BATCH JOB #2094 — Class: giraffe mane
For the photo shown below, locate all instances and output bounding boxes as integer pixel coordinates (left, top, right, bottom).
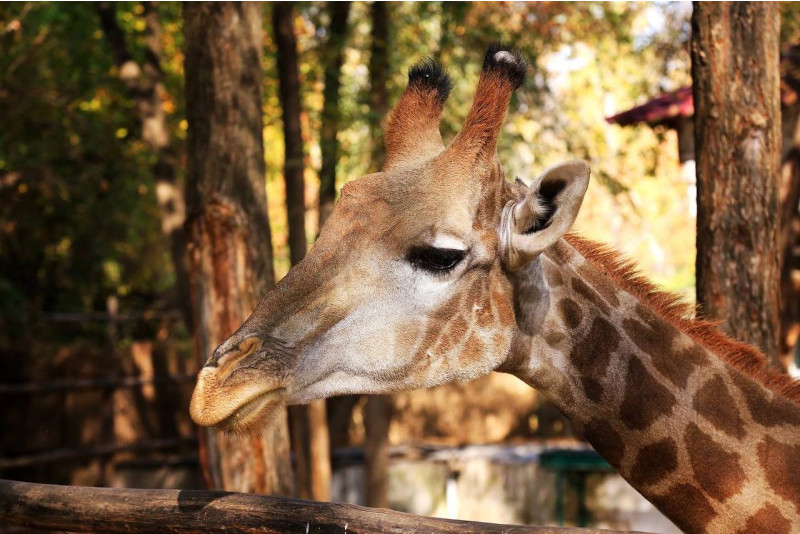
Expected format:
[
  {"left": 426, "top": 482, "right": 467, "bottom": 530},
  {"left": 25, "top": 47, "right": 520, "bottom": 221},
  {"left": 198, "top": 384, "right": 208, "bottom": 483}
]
[{"left": 565, "top": 233, "right": 800, "bottom": 406}]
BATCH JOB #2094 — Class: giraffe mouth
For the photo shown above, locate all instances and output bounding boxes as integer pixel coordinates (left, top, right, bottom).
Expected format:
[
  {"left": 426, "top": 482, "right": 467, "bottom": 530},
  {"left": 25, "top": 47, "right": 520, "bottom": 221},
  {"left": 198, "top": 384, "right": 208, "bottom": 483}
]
[{"left": 213, "top": 388, "right": 286, "bottom": 432}]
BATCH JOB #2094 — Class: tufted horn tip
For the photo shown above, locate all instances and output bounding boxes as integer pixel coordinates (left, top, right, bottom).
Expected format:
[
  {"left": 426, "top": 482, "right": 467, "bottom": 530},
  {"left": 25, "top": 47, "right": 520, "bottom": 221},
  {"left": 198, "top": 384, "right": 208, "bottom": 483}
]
[
  {"left": 407, "top": 58, "right": 454, "bottom": 106},
  {"left": 482, "top": 43, "right": 529, "bottom": 90}
]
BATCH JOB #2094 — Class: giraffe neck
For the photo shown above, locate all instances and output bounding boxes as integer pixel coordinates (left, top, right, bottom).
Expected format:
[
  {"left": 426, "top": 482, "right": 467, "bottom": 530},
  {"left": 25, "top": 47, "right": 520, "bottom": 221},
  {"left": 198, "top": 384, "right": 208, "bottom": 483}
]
[{"left": 504, "top": 239, "right": 800, "bottom": 534}]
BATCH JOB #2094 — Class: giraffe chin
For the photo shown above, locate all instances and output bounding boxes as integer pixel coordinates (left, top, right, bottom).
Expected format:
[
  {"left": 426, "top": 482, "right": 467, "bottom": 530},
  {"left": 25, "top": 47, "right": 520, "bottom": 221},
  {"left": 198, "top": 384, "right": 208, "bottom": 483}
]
[{"left": 210, "top": 389, "right": 287, "bottom": 435}]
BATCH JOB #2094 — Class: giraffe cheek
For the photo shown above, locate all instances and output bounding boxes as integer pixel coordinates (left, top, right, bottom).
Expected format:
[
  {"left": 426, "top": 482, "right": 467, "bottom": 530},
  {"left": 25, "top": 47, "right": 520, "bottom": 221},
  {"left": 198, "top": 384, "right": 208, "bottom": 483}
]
[
  {"left": 435, "top": 314, "right": 469, "bottom": 355},
  {"left": 458, "top": 333, "right": 485, "bottom": 367},
  {"left": 395, "top": 320, "right": 423, "bottom": 351},
  {"left": 488, "top": 262, "right": 516, "bottom": 326},
  {"left": 492, "top": 289, "right": 515, "bottom": 327}
]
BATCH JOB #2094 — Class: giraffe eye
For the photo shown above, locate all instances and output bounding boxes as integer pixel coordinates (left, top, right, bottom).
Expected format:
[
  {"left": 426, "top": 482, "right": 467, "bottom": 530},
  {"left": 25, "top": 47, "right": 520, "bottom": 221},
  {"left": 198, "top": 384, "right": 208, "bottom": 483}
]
[{"left": 407, "top": 246, "right": 466, "bottom": 273}]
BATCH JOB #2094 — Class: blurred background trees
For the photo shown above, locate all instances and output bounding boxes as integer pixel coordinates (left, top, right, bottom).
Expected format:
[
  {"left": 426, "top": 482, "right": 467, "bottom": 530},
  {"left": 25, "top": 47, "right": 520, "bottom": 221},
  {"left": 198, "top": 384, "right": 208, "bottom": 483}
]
[{"left": 1, "top": 1, "right": 798, "bottom": 521}]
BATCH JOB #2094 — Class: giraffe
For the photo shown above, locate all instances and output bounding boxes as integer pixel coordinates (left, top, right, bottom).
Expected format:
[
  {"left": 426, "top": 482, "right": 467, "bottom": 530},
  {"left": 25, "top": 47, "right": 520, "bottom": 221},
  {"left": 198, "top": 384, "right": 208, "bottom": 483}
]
[{"left": 190, "top": 45, "right": 800, "bottom": 533}]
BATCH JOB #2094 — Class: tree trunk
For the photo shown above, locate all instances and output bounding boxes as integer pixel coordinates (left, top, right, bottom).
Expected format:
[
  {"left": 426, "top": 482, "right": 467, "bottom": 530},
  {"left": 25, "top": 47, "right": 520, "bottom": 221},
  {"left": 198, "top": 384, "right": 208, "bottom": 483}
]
[
  {"left": 307, "top": 394, "right": 331, "bottom": 502},
  {"left": 326, "top": 394, "right": 360, "bottom": 449},
  {"left": 779, "top": 97, "right": 800, "bottom": 366},
  {"left": 272, "top": 2, "right": 306, "bottom": 267},
  {"left": 96, "top": 2, "right": 192, "bottom": 332},
  {"left": 363, "top": 1, "right": 393, "bottom": 509},
  {"left": 691, "top": 2, "right": 782, "bottom": 366},
  {"left": 184, "top": 1, "right": 292, "bottom": 494},
  {"left": 364, "top": 394, "right": 391, "bottom": 508},
  {"left": 318, "top": 1, "right": 351, "bottom": 231},
  {"left": 272, "top": 2, "right": 331, "bottom": 502},
  {"left": 288, "top": 404, "right": 312, "bottom": 500},
  {"left": 367, "top": 1, "right": 389, "bottom": 172}
]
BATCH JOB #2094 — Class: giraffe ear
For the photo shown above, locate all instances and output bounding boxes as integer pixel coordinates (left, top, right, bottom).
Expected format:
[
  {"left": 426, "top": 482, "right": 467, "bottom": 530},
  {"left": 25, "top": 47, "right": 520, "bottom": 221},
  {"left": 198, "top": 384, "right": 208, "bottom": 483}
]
[{"left": 502, "top": 160, "right": 590, "bottom": 271}]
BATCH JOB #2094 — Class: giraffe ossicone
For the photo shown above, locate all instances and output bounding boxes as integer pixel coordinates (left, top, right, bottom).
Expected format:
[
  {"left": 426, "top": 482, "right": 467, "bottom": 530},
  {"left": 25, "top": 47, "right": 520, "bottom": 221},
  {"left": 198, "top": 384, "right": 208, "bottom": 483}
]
[{"left": 190, "top": 45, "right": 800, "bottom": 534}]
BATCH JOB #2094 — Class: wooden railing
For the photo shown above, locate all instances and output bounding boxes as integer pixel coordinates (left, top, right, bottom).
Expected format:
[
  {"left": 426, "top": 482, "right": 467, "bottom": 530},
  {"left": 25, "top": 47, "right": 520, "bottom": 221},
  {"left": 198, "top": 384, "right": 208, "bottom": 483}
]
[
  {"left": 0, "top": 374, "right": 197, "bottom": 471},
  {"left": 0, "top": 374, "right": 196, "bottom": 395},
  {"left": 0, "top": 479, "right": 647, "bottom": 533}
]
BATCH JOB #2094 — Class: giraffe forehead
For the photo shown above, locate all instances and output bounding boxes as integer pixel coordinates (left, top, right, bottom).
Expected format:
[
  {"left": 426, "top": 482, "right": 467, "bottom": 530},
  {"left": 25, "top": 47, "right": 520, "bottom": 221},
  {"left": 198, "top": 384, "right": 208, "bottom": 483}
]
[
  {"left": 431, "top": 234, "right": 467, "bottom": 250},
  {"left": 383, "top": 184, "right": 496, "bottom": 246},
  {"left": 321, "top": 163, "right": 509, "bottom": 262}
]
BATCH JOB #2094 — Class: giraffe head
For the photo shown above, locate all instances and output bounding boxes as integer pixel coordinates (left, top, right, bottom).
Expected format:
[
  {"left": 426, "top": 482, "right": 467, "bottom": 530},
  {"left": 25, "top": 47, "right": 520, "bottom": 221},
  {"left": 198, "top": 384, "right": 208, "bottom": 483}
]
[{"left": 190, "top": 45, "right": 590, "bottom": 433}]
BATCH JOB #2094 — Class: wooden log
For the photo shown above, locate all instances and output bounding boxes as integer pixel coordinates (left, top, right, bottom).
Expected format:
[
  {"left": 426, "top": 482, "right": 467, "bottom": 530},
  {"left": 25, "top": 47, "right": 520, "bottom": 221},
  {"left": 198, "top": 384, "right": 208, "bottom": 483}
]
[{"left": 0, "top": 479, "right": 648, "bottom": 534}]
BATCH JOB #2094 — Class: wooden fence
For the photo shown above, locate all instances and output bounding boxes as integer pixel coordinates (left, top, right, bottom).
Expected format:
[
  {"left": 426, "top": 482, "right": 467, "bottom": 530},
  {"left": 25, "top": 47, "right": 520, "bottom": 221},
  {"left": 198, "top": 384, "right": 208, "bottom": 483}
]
[
  {"left": 0, "top": 479, "right": 647, "bottom": 534},
  {"left": 1, "top": 304, "right": 196, "bottom": 475},
  {"left": 0, "top": 374, "right": 197, "bottom": 471}
]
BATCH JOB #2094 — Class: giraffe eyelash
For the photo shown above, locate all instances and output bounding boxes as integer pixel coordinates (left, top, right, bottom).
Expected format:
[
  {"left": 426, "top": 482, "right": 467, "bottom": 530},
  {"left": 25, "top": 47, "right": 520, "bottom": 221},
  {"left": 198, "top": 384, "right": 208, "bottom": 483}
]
[{"left": 407, "top": 246, "right": 466, "bottom": 273}]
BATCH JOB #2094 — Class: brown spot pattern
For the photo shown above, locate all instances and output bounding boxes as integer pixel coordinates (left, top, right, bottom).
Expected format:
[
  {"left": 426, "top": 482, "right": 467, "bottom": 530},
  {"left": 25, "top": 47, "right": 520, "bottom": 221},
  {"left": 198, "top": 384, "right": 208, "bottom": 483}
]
[
  {"left": 758, "top": 436, "right": 800, "bottom": 514},
  {"left": 493, "top": 289, "right": 515, "bottom": 325},
  {"left": 544, "top": 331, "right": 565, "bottom": 347},
  {"left": 669, "top": 346, "right": 709, "bottom": 387},
  {"left": 576, "top": 261, "right": 620, "bottom": 307},
  {"left": 685, "top": 422, "right": 745, "bottom": 502},
  {"left": 582, "top": 418, "right": 625, "bottom": 468},
  {"left": 729, "top": 369, "right": 800, "bottom": 427},
  {"left": 734, "top": 504, "right": 791, "bottom": 534},
  {"left": 557, "top": 298, "right": 583, "bottom": 329},
  {"left": 476, "top": 303, "right": 494, "bottom": 328},
  {"left": 478, "top": 228, "right": 499, "bottom": 251},
  {"left": 543, "top": 260, "right": 564, "bottom": 287},
  {"left": 621, "top": 315, "right": 704, "bottom": 389},
  {"left": 620, "top": 356, "right": 676, "bottom": 430},
  {"left": 414, "top": 291, "right": 461, "bottom": 361},
  {"left": 693, "top": 376, "right": 746, "bottom": 439},
  {"left": 415, "top": 326, "right": 441, "bottom": 361},
  {"left": 571, "top": 277, "right": 611, "bottom": 315},
  {"left": 568, "top": 317, "right": 621, "bottom": 402},
  {"left": 622, "top": 317, "right": 665, "bottom": 355},
  {"left": 566, "top": 234, "right": 800, "bottom": 410},
  {"left": 629, "top": 438, "right": 678, "bottom": 488},
  {"left": 437, "top": 314, "right": 469, "bottom": 354},
  {"left": 468, "top": 276, "right": 486, "bottom": 308},
  {"left": 459, "top": 333, "right": 484, "bottom": 366},
  {"left": 648, "top": 483, "right": 717, "bottom": 533}
]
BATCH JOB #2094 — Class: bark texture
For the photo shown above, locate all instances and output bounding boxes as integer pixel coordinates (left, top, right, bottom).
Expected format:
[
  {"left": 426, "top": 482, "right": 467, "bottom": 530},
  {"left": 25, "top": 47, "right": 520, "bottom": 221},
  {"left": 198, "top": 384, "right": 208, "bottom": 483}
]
[
  {"left": 367, "top": 1, "right": 389, "bottom": 172},
  {"left": 307, "top": 395, "right": 332, "bottom": 502},
  {"left": 780, "top": 92, "right": 800, "bottom": 364},
  {"left": 364, "top": 394, "right": 391, "bottom": 508},
  {"left": 691, "top": 2, "right": 782, "bottom": 365},
  {"left": 318, "top": 1, "right": 352, "bottom": 230},
  {"left": 184, "top": 1, "right": 292, "bottom": 494},
  {"left": 272, "top": 2, "right": 307, "bottom": 266}
]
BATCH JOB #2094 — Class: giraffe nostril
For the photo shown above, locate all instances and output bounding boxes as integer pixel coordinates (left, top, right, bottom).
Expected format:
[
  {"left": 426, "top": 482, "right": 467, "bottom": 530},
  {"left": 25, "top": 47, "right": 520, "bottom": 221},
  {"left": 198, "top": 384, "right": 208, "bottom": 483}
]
[
  {"left": 237, "top": 336, "right": 261, "bottom": 355},
  {"left": 211, "top": 336, "right": 263, "bottom": 378}
]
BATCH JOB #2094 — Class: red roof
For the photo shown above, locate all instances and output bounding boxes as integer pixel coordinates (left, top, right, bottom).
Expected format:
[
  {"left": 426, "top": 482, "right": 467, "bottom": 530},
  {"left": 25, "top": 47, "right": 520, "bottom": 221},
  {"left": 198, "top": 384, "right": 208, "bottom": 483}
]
[
  {"left": 607, "top": 45, "right": 800, "bottom": 128},
  {"left": 605, "top": 86, "right": 693, "bottom": 127}
]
